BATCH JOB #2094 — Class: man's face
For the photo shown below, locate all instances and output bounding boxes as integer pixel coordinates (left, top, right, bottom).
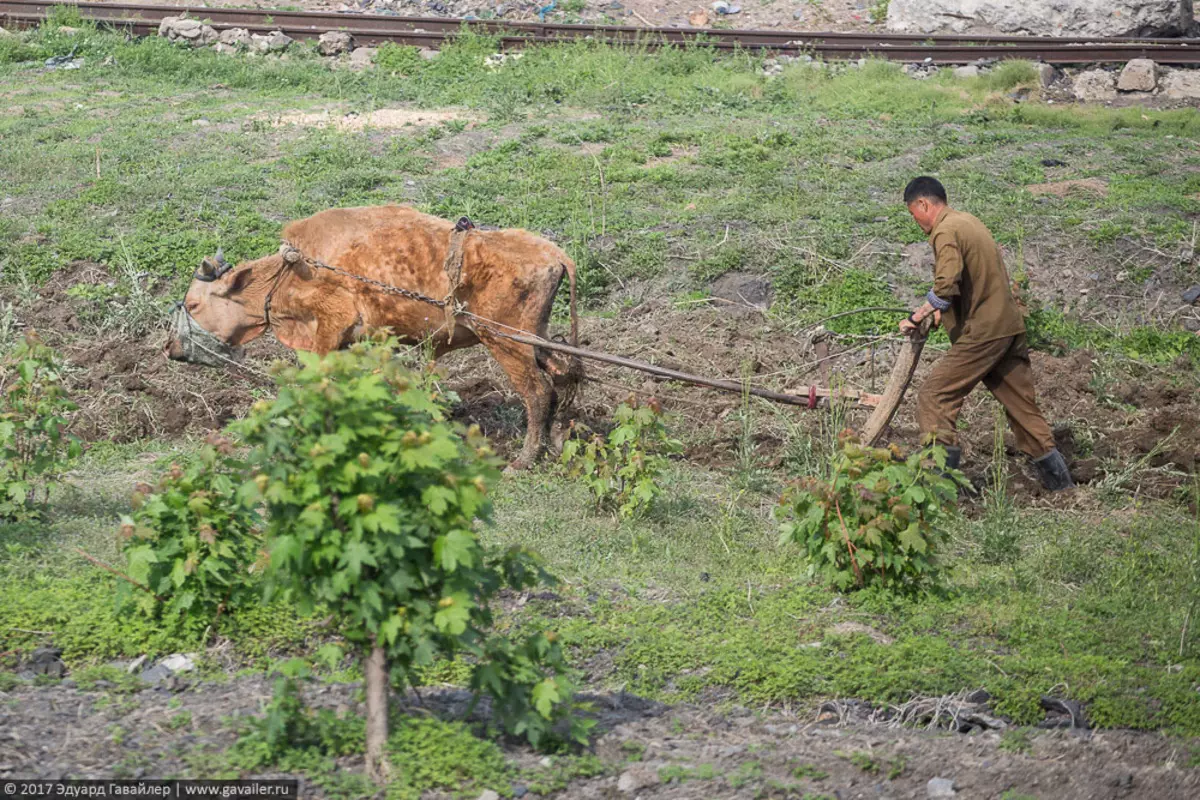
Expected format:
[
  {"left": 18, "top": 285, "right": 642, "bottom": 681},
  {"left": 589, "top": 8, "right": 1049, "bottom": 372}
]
[{"left": 907, "top": 198, "right": 941, "bottom": 234}]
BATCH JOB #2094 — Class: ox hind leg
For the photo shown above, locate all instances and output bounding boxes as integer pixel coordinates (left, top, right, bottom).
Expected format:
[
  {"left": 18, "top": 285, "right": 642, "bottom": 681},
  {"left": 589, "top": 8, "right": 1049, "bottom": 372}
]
[{"left": 478, "top": 332, "right": 555, "bottom": 470}]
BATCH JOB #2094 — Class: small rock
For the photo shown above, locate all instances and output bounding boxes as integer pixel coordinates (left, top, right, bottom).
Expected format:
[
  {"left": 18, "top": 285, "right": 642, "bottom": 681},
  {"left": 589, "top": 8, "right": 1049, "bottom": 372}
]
[
  {"left": 689, "top": 9, "right": 709, "bottom": 26},
  {"left": 711, "top": 0, "right": 741, "bottom": 14},
  {"left": 617, "top": 766, "right": 660, "bottom": 794},
  {"left": 1041, "top": 158, "right": 1068, "bottom": 167},
  {"left": 319, "top": 30, "right": 354, "bottom": 56},
  {"left": 126, "top": 655, "right": 148, "bottom": 674},
  {"left": 58, "top": 26, "right": 81, "bottom": 35},
  {"left": 476, "top": 791, "right": 501, "bottom": 800},
  {"left": 1073, "top": 69, "right": 1118, "bottom": 102},
  {"left": 953, "top": 65, "right": 979, "bottom": 79},
  {"left": 966, "top": 688, "right": 992, "bottom": 704},
  {"left": 827, "top": 621, "right": 894, "bottom": 645},
  {"left": 1117, "top": 59, "right": 1159, "bottom": 93},
  {"left": 160, "top": 653, "right": 196, "bottom": 673},
  {"left": 511, "top": 787, "right": 528, "bottom": 799},
  {"left": 539, "top": 756, "right": 553, "bottom": 768},
  {"left": 26, "top": 647, "right": 67, "bottom": 678},
  {"left": 418, "top": 47, "right": 439, "bottom": 60},
  {"left": 1037, "top": 63, "right": 1062, "bottom": 88},
  {"left": 1182, "top": 285, "right": 1200, "bottom": 305},
  {"left": 927, "top": 777, "right": 957, "bottom": 798},
  {"left": 793, "top": 8, "right": 805, "bottom": 20},
  {"left": 251, "top": 30, "right": 293, "bottom": 54},
  {"left": 0, "top": 26, "right": 11, "bottom": 36},
  {"left": 607, "top": 1, "right": 623, "bottom": 9},
  {"left": 140, "top": 664, "right": 172, "bottom": 685},
  {"left": 218, "top": 27, "right": 251, "bottom": 47},
  {"left": 349, "top": 47, "right": 378, "bottom": 69},
  {"left": 1163, "top": 70, "right": 1200, "bottom": 100}
]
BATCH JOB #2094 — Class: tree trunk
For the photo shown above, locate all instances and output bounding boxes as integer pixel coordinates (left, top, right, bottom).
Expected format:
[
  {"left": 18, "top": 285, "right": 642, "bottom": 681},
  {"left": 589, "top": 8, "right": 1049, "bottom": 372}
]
[{"left": 364, "top": 645, "right": 391, "bottom": 783}]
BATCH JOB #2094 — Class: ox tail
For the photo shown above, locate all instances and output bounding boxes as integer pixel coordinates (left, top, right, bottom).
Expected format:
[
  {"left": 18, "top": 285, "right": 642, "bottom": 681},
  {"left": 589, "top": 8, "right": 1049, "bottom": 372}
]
[
  {"left": 542, "top": 259, "right": 585, "bottom": 446},
  {"left": 563, "top": 258, "right": 579, "bottom": 347}
]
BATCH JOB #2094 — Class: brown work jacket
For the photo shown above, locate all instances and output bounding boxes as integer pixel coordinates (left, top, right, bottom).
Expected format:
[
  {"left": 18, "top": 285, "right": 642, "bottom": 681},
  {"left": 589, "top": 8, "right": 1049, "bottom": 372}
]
[{"left": 928, "top": 207, "right": 1026, "bottom": 344}]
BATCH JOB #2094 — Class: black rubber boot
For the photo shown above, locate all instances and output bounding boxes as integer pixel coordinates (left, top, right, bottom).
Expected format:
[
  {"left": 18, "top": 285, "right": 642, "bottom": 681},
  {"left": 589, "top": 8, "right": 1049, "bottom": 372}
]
[
  {"left": 943, "top": 446, "right": 962, "bottom": 471},
  {"left": 1034, "top": 448, "right": 1075, "bottom": 491}
]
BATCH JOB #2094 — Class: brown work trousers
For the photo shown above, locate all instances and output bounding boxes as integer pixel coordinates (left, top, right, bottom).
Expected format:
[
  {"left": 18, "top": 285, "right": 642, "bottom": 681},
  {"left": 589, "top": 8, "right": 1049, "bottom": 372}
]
[{"left": 916, "top": 334, "right": 1056, "bottom": 459}]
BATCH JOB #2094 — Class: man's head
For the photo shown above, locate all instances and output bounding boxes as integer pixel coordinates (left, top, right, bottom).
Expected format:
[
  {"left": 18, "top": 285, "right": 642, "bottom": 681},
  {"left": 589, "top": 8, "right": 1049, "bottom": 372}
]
[{"left": 904, "top": 176, "right": 948, "bottom": 234}]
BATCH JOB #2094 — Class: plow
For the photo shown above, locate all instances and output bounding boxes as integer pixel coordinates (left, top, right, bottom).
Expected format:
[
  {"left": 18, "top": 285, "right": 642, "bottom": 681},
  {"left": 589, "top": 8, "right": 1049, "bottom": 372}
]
[{"left": 478, "top": 319, "right": 933, "bottom": 447}]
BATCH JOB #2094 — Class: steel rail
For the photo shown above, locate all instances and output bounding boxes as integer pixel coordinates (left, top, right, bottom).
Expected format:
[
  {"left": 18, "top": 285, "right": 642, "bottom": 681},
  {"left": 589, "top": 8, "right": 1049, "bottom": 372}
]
[{"left": 2, "top": 0, "right": 1199, "bottom": 63}]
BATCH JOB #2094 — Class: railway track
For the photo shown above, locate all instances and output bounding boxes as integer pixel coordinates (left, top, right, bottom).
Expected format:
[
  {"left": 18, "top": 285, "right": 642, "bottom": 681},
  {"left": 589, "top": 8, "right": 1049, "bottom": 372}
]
[{"left": 3, "top": 0, "right": 1199, "bottom": 64}]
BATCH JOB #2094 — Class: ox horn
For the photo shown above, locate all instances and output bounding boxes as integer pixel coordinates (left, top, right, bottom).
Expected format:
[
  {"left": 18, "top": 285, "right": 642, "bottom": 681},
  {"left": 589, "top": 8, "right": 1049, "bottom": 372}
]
[
  {"left": 215, "top": 247, "right": 228, "bottom": 267},
  {"left": 195, "top": 258, "right": 217, "bottom": 281}
]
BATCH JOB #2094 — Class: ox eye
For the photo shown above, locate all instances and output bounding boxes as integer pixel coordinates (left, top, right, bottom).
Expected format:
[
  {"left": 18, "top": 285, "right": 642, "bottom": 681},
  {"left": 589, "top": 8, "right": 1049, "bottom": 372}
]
[{"left": 186, "top": 300, "right": 201, "bottom": 312}]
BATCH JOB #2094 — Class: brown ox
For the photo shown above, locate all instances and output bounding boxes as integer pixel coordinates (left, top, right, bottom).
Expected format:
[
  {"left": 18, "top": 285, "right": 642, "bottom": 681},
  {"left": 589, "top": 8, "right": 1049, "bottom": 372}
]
[{"left": 164, "top": 205, "right": 581, "bottom": 469}]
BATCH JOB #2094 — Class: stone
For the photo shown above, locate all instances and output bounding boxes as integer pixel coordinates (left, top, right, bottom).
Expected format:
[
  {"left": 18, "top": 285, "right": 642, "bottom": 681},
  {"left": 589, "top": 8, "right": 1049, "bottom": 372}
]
[
  {"left": 318, "top": 30, "right": 354, "bottom": 56},
  {"left": 927, "top": 777, "right": 957, "bottom": 798},
  {"left": 58, "top": 26, "right": 81, "bottom": 35},
  {"left": 953, "top": 65, "right": 980, "bottom": 79},
  {"left": 349, "top": 47, "right": 378, "bottom": 69},
  {"left": 711, "top": 1, "right": 741, "bottom": 14},
  {"left": 157, "top": 17, "right": 218, "bottom": 47},
  {"left": 26, "top": 647, "right": 67, "bottom": 678},
  {"left": 689, "top": 9, "right": 710, "bottom": 26},
  {"left": 251, "top": 31, "right": 293, "bottom": 54},
  {"left": 140, "top": 664, "right": 172, "bottom": 685},
  {"left": 793, "top": 8, "right": 805, "bottom": 20},
  {"left": 1183, "top": 285, "right": 1200, "bottom": 305},
  {"left": 126, "top": 655, "right": 148, "bottom": 674},
  {"left": 1163, "top": 70, "right": 1200, "bottom": 99},
  {"left": 617, "top": 766, "right": 660, "bottom": 794},
  {"left": 418, "top": 47, "right": 440, "bottom": 60},
  {"left": 1072, "top": 69, "right": 1117, "bottom": 102},
  {"left": 476, "top": 791, "right": 501, "bottom": 800},
  {"left": 218, "top": 28, "right": 252, "bottom": 48},
  {"left": 886, "top": 1, "right": 1188, "bottom": 38},
  {"left": 1037, "top": 63, "right": 1062, "bottom": 88},
  {"left": 1117, "top": 59, "right": 1159, "bottom": 92},
  {"left": 160, "top": 653, "right": 197, "bottom": 673}
]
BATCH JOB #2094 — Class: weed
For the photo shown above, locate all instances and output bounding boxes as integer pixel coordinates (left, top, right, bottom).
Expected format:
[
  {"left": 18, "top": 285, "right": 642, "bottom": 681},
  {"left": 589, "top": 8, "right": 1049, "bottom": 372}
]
[
  {"left": 791, "top": 763, "right": 828, "bottom": 780},
  {"left": 167, "top": 711, "right": 193, "bottom": 731},
  {"left": 778, "top": 433, "right": 964, "bottom": 594},
  {"left": 999, "top": 728, "right": 1033, "bottom": 755},
  {"left": 838, "top": 749, "right": 879, "bottom": 774}
]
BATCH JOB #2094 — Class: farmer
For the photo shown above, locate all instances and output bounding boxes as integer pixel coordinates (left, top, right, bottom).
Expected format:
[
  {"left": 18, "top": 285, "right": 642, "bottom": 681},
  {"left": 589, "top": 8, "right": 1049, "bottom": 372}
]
[{"left": 899, "top": 176, "right": 1074, "bottom": 491}]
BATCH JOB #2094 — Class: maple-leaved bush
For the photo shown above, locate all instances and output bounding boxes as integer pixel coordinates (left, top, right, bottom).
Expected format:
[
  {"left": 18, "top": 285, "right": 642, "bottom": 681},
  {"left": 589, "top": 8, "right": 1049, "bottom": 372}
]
[
  {"left": 777, "top": 432, "right": 964, "bottom": 596},
  {"left": 233, "top": 335, "right": 589, "bottom": 781},
  {"left": 561, "top": 396, "right": 681, "bottom": 519},
  {"left": 0, "top": 332, "right": 82, "bottom": 520},
  {"left": 119, "top": 433, "right": 265, "bottom": 636}
]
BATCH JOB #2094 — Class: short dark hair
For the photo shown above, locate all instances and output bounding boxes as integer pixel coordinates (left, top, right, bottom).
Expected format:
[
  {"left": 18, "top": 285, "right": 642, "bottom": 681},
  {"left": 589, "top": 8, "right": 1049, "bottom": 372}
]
[{"left": 904, "top": 176, "right": 948, "bottom": 205}]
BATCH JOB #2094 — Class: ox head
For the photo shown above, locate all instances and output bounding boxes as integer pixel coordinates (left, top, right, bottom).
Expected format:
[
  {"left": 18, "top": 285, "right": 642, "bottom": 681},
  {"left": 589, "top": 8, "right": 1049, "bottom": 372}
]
[{"left": 163, "top": 248, "right": 266, "bottom": 366}]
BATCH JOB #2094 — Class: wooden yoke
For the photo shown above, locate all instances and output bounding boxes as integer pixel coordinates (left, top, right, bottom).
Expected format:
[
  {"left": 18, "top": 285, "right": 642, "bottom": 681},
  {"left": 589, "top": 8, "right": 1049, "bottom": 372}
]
[{"left": 859, "top": 316, "right": 933, "bottom": 446}]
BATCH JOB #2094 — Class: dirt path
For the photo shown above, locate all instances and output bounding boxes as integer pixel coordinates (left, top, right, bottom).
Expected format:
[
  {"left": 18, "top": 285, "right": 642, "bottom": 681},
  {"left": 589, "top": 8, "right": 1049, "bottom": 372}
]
[{"left": 1, "top": 677, "right": 1197, "bottom": 797}]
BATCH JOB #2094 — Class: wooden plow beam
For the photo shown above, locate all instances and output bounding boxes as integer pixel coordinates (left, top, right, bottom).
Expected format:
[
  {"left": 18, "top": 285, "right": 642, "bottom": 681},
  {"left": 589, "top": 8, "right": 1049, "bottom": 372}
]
[{"left": 491, "top": 318, "right": 932, "bottom": 444}]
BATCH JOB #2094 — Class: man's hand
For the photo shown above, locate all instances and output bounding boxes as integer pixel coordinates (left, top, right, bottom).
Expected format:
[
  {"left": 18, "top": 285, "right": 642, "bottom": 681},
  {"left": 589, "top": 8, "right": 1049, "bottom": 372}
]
[{"left": 899, "top": 305, "right": 941, "bottom": 335}]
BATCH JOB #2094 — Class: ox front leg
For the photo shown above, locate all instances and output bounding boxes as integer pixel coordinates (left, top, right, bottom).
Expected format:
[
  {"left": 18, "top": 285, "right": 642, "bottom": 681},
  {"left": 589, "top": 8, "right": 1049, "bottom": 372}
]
[{"left": 482, "top": 336, "right": 553, "bottom": 471}]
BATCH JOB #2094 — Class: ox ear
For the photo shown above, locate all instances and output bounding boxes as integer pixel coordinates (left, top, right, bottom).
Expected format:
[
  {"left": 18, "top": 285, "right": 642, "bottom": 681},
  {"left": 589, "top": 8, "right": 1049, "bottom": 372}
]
[{"left": 216, "top": 267, "right": 254, "bottom": 296}]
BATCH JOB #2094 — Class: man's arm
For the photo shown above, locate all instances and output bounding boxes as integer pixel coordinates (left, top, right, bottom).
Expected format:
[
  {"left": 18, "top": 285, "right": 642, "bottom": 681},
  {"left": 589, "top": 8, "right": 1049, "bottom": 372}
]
[{"left": 900, "top": 229, "right": 961, "bottom": 334}]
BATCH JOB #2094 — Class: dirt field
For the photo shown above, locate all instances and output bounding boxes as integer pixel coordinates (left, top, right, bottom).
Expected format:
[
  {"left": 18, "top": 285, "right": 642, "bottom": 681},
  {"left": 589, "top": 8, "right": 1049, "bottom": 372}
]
[{"left": 3, "top": 676, "right": 1199, "bottom": 798}]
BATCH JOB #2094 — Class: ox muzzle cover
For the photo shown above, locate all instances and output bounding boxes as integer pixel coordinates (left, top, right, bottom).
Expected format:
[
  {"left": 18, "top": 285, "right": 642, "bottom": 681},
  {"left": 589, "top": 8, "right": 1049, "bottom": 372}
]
[{"left": 167, "top": 302, "right": 244, "bottom": 368}]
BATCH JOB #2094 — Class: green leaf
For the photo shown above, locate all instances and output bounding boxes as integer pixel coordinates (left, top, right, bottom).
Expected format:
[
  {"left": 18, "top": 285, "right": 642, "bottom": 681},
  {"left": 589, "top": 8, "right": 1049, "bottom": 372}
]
[
  {"left": 433, "top": 529, "right": 477, "bottom": 572},
  {"left": 340, "top": 541, "right": 378, "bottom": 578},
  {"left": 531, "top": 678, "right": 563, "bottom": 719},
  {"left": 899, "top": 523, "right": 927, "bottom": 554}
]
